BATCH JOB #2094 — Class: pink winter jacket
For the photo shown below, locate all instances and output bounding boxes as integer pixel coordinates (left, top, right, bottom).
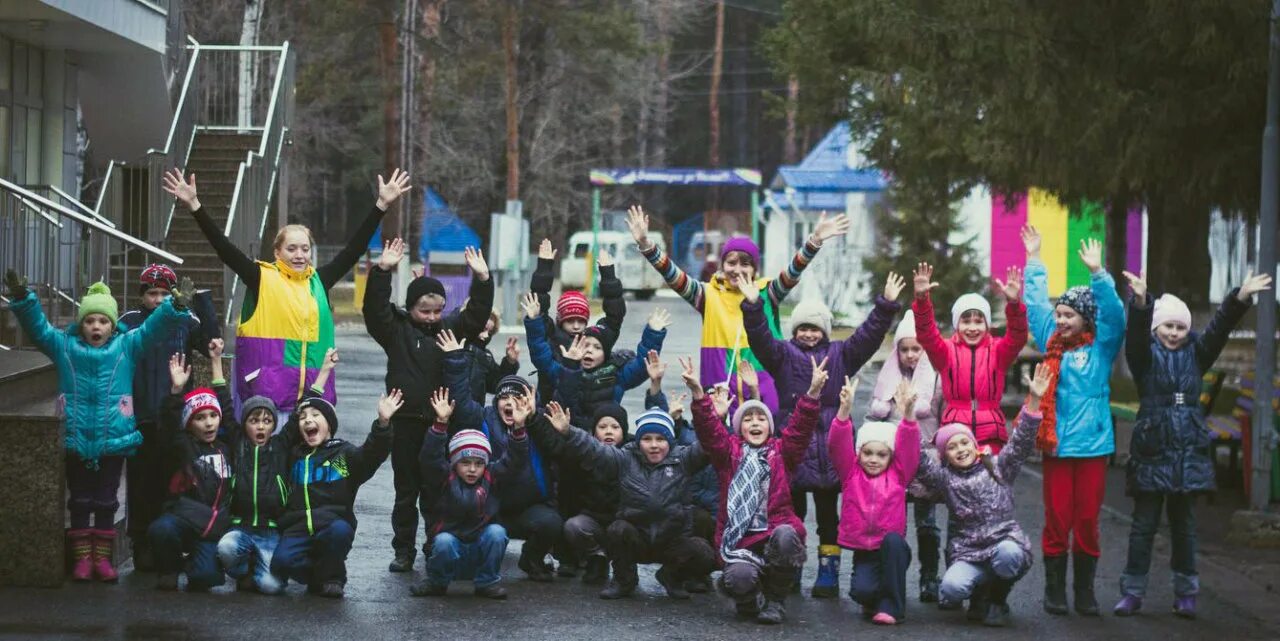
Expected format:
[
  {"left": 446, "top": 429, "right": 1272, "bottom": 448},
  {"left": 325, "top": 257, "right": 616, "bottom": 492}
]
[
  {"left": 828, "top": 416, "right": 920, "bottom": 551},
  {"left": 913, "top": 294, "right": 1028, "bottom": 451},
  {"left": 692, "top": 393, "right": 819, "bottom": 558}
]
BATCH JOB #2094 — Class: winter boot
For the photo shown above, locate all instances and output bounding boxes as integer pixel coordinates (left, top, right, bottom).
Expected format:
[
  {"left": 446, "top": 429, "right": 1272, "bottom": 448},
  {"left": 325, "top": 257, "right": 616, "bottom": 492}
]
[
  {"left": 757, "top": 599, "right": 787, "bottom": 625},
  {"left": 599, "top": 560, "right": 637, "bottom": 600},
  {"left": 1113, "top": 594, "right": 1142, "bottom": 616},
  {"left": 655, "top": 566, "right": 690, "bottom": 600},
  {"left": 983, "top": 578, "right": 1014, "bottom": 627},
  {"left": 1173, "top": 595, "right": 1197, "bottom": 619},
  {"left": 759, "top": 566, "right": 792, "bottom": 625},
  {"left": 735, "top": 592, "right": 764, "bottom": 619},
  {"left": 388, "top": 549, "right": 415, "bottom": 573},
  {"left": 966, "top": 582, "right": 989, "bottom": 622},
  {"left": 319, "top": 580, "right": 345, "bottom": 598},
  {"left": 68, "top": 529, "right": 93, "bottom": 582},
  {"left": 1043, "top": 555, "right": 1069, "bottom": 615},
  {"left": 91, "top": 529, "right": 118, "bottom": 583},
  {"left": 1072, "top": 553, "right": 1100, "bottom": 616},
  {"left": 582, "top": 554, "right": 609, "bottom": 585},
  {"left": 917, "top": 527, "right": 941, "bottom": 603},
  {"left": 475, "top": 583, "right": 508, "bottom": 599},
  {"left": 518, "top": 551, "right": 554, "bottom": 582},
  {"left": 811, "top": 545, "right": 840, "bottom": 598}
]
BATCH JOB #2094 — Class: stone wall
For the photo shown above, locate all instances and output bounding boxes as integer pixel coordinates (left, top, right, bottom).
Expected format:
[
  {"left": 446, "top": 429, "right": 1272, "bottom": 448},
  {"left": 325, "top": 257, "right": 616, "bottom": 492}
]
[{"left": 0, "top": 414, "right": 65, "bottom": 587}]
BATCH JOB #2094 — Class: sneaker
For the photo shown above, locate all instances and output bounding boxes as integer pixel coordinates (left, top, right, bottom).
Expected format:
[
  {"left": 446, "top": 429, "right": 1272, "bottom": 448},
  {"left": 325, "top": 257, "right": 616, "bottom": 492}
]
[
  {"left": 475, "top": 583, "right": 508, "bottom": 600},
  {"left": 582, "top": 555, "right": 609, "bottom": 585},
  {"left": 388, "top": 550, "right": 415, "bottom": 573},
  {"left": 655, "top": 567, "right": 690, "bottom": 600},
  {"left": 409, "top": 581, "right": 447, "bottom": 597},
  {"left": 920, "top": 576, "right": 940, "bottom": 603},
  {"left": 1113, "top": 595, "right": 1143, "bottom": 616},
  {"left": 983, "top": 602, "right": 1011, "bottom": 627},
  {"left": 871, "top": 612, "right": 898, "bottom": 625},
  {"left": 1173, "top": 595, "right": 1197, "bottom": 619},
  {"left": 319, "top": 581, "right": 345, "bottom": 598},
  {"left": 156, "top": 573, "right": 179, "bottom": 591},
  {"left": 519, "top": 553, "right": 554, "bottom": 583},
  {"left": 599, "top": 580, "right": 636, "bottom": 600},
  {"left": 756, "top": 600, "right": 786, "bottom": 625}
]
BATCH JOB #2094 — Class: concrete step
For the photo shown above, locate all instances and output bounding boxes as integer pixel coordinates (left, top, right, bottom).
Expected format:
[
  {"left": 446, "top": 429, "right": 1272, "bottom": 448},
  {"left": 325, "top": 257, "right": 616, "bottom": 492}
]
[
  {"left": 0, "top": 350, "right": 58, "bottom": 413},
  {"left": 192, "top": 132, "right": 260, "bottom": 151}
]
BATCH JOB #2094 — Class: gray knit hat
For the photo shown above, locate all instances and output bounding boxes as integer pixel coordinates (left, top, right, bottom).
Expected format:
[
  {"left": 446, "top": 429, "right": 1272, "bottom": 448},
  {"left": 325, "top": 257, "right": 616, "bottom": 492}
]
[{"left": 240, "top": 395, "right": 279, "bottom": 426}]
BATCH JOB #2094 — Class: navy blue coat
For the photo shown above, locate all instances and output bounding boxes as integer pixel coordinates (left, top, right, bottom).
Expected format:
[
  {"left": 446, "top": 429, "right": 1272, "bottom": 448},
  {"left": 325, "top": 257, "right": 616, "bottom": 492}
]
[
  {"left": 118, "top": 290, "right": 219, "bottom": 425},
  {"left": 1125, "top": 291, "right": 1249, "bottom": 494}
]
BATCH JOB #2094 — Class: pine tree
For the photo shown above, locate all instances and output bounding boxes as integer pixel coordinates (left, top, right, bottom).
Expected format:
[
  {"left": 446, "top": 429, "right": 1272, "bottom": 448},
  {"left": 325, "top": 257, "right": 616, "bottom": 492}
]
[{"left": 862, "top": 185, "right": 986, "bottom": 328}]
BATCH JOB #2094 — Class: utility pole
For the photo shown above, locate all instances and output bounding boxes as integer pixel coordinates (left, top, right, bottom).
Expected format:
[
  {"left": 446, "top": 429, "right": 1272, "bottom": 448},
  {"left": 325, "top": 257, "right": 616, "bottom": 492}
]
[{"left": 1251, "top": 0, "right": 1280, "bottom": 510}]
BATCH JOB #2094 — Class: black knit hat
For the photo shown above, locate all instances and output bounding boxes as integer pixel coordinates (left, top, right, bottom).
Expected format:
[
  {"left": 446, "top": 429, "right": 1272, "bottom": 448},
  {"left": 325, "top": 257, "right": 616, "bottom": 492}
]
[
  {"left": 406, "top": 276, "right": 446, "bottom": 308},
  {"left": 581, "top": 324, "right": 618, "bottom": 359},
  {"left": 495, "top": 375, "right": 530, "bottom": 399},
  {"left": 296, "top": 396, "right": 340, "bottom": 437},
  {"left": 591, "top": 402, "right": 630, "bottom": 441}
]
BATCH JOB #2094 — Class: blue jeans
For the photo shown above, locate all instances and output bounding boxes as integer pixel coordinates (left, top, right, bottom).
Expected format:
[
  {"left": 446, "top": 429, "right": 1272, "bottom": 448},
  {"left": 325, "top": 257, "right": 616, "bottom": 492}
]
[
  {"left": 849, "top": 533, "right": 912, "bottom": 619},
  {"left": 425, "top": 524, "right": 509, "bottom": 589},
  {"left": 147, "top": 514, "right": 223, "bottom": 590},
  {"left": 217, "top": 527, "right": 283, "bottom": 594},
  {"left": 938, "top": 539, "right": 1027, "bottom": 604},
  {"left": 1121, "top": 492, "right": 1198, "bottom": 597},
  {"left": 271, "top": 521, "right": 355, "bottom": 588}
]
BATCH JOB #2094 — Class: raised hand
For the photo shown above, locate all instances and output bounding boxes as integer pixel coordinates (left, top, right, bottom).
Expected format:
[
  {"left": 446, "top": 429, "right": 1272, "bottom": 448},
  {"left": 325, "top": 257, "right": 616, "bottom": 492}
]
[
  {"left": 169, "top": 277, "right": 196, "bottom": 310},
  {"left": 505, "top": 336, "right": 520, "bottom": 363},
  {"left": 169, "top": 352, "right": 191, "bottom": 392},
  {"left": 378, "top": 388, "right": 405, "bottom": 426},
  {"left": 510, "top": 386, "right": 535, "bottom": 427},
  {"left": 376, "top": 168, "right": 412, "bottom": 210},
  {"left": 1237, "top": 270, "right": 1274, "bottom": 302},
  {"left": 883, "top": 272, "right": 906, "bottom": 301},
  {"left": 626, "top": 205, "right": 651, "bottom": 248},
  {"left": 913, "top": 262, "right": 939, "bottom": 299},
  {"left": 645, "top": 350, "right": 666, "bottom": 384},
  {"left": 1021, "top": 224, "right": 1042, "bottom": 258},
  {"left": 1078, "top": 238, "right": 1103, "bottom": 274},
  {"left": 560, "top": 334, "right": 587, "bottom": 361},
  {"left": 647, "top": 308, "right": 671, "bottom": 331},
  {"left": 1122, "top": 270, "right": 1148, "bottom": 302},
  {"left": 161, "top": 168, "right": 199, "bottom": 210},
  {"left": 547, "top": 401, "right": 572, "bottom": 433},
  {"left": 811, "top": 211, "right": 852, "bottom": 244},
  {"left": 995, "top": 265, "right": 1023, "bottom": 301},
  {"left": 320, "top": 347, "right": 339, "bottom": 372},
  {"left": 429, "top": 387, "right": 454, "bottom": 424},
  {"left": 520, "top": 292, "right": 541, "bottom": 319},
  {"left": 463, "top": 246, "right": 490, "bottom": 281},
  {"left": 378, "top": 238, "right": 406, "bottom": 271},
  {"left": 737, "top": 360, "right": 759, "bottom": 394},
  {"left": 538, "top": 238, "right": 557, "bottom": 260},
  {"left": 597, "top": 248, "right": 614, "bottom": 268},
  {"left": 669, "top": 392, "right": 690, "bottom": 420},
  {"left": 679, "top": 356, "right": 703, "bottom": 399},
  {"left": 807, "top": 355, "right": 830, "bottom": 398},
  {"left": 893, "top": 379, "right": 917, "bottom": 419},
  {"left": 837, "top": 375, "right": 858, "bottom": 419},
  {"left": 1026, "top": 360, "right": 1053, "bottom": 411},
  {"left": 733, "top": 272, "right": 759, "bottom": 302},
  {"left": 208, "top": 338, "right": 225, "bottom": 360},
  {"left": 436, "top": 329, "right": 465, "bottom": 353},
  {"left": 5, "top": 269, "right": 28, "bottom": 299},
  {"left": 710, "top": 384, "right": 733, "bottom": 418}
]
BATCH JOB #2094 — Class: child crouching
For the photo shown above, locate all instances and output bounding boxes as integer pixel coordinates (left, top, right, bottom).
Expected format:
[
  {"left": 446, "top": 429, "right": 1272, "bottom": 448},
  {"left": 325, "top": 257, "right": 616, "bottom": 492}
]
[{"left": 916, "top": 362, "right": 1053, "bottom": 627}]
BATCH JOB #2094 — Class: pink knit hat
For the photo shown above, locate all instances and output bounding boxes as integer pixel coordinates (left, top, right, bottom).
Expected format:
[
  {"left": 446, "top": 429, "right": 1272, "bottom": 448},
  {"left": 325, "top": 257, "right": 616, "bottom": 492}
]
[{"left": 934, "top": 423, "right": 975, "bottom": 454}]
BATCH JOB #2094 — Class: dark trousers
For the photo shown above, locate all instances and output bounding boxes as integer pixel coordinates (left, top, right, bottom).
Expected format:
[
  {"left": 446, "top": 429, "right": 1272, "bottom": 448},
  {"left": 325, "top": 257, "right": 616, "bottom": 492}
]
[
  {"left": 604, "top": 520, "right": 716, "bottom": 587},
  {"left": 126, "top": 421, "right": 168, "bottom": 543},
  {"left": 791, "top": 487, "right": 840, "bottom": 546},
  {"left": 66, "top": 454, "right": 125, "bottom": 530},
  {"left": 147, "top": 513, "right": 223, "bottom": 589},
  {"left": 690, "top": 507, "right": 716, "bottom": 545},
  {"left": 850, "top": 532, "right": 912, "bottom": 619},
  {"left": 911, "top": 499, "right": 941, "bottom": 579},
  {"left": 272, "top": 520, "right": 356, "bottom": 588},
  {"left": 390, "top": 415, "right": 428, "bottom": 555},
  {"left": 721, "top": 525, "right": 806, "bottom": 602},
  {"left": 500, "top": 503, "right": 563, "bottom": 563},
  {"left": 1122, "top": 492, "right": 1199, "bottom": 597}
]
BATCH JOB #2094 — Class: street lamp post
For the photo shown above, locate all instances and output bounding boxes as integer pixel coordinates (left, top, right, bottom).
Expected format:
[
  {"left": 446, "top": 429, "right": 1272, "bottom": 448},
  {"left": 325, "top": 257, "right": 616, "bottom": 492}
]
[{"left": 1251, "top": 0, "right": 1280, "bottom": 511}]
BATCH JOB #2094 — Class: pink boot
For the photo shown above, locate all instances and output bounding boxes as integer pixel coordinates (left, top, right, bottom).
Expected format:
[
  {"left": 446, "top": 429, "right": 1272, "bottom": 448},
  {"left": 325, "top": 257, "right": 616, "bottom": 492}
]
[
  {"left": 68, "top": 529, "right": 93, "bottom": 582},
  {"left": 91, "top": 529, "right": 119, "bottom": 583}
]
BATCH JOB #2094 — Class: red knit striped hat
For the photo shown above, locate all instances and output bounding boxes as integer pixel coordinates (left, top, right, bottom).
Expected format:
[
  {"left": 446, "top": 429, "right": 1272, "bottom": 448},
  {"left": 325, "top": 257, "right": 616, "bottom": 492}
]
[
  {"left": 182, "top": 388, "right": 221, "bottom": 427},
  {"left": 556, "top": 291, "right": 590, "bottom": 324},
  {"left": 449, "top": 429, "right": 491, "bottom": 466}
]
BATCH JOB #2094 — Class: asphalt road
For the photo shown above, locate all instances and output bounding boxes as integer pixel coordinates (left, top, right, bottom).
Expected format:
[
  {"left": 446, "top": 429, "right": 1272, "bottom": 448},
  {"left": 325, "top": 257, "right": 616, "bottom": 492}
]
[{"left": 1, "top": 293, "right": 1275, "bottom": 640}]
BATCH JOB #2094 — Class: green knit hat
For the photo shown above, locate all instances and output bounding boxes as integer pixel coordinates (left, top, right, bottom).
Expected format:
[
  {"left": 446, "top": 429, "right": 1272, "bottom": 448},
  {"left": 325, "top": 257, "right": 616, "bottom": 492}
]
[{"left": 78, "top": 281, "right": 119, "bottom": 326}]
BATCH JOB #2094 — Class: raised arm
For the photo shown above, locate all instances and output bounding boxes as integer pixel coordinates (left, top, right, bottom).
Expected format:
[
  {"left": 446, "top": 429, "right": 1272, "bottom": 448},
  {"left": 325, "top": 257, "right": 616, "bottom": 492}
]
[
  {"left": 630, "top": 205, "right": 706, "bottom": 312},
  {"left": 1091, "top": 270, "right": 1126, "bottom": 357},
  {"left": 529, "top": 239, "right": 557, "bottom": 316},
  {"left": 558, "top": 408, "right": 625, "bottom": 479},
  {"left": 596, "top": 249, "right": 627, "bottom": 333},
  {"left": 1021, "top": 225, "right": 1056, "bottom": 349},
  {"left": 763, "top": 212, "right": 849, "bottom": 306},
  {"left": 490, "top": 418, "right": 530, "bottom": 482},
  {"left": 911, "top": 263, "right": 953, "bottom": 372},
  {"left": 1125, "top": 291, "right": 1154, "bottom": 383},
  {"left": 890, "top": 419, "right": 921, "bottom": 482},
  {"left": 122, "top": 289, "right": 191, "bottom": 359},
  {"left": 780, "top": 393, "right": 821, "bottom": 469},
  {"left": 999, "top": 361, "right": 1050, "bottom": 482},
  {"left": 363, "top": 240, "right": 403, "bottom": 348},
  {"left": 453, "top": 248, "right": 495, "bottom": 341},
  {"left": 5, "top": 283, "right": 61, "bottom": 357},
  {"left": 993, "top": 266, "right": 1029, "bottom": 368},
  {"left": 185, "top": 290, "right": 220, "bottom": 357},
  {"left": 420, "top": 422, "right": 452, "bottom": 491},
  {"left": 840, "top": 281, "right": 902, "bottom": 374},
  {"left": 317, "top": 170, "right": 410, "bottom": 290},
  {"left": 522, "top": 294, "right": 564, "bottom": 380},
  {"left": 1195, "top": 282, "right": 1256, "bottom": 372},
  {"left": 616, "top": 315, "right": 669, "bottom": 391},
  {"left": 347, "top": 389, "right": 403, "bottom": 484},
  {"left": 740, "top": 294, "right": 788, "bottom": 374}
]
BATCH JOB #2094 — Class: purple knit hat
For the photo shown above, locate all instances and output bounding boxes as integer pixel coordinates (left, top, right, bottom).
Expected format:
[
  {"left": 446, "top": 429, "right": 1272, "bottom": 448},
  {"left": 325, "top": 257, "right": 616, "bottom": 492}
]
[{"left": 721, "top": 236, "right": 760, "bottom": 266}]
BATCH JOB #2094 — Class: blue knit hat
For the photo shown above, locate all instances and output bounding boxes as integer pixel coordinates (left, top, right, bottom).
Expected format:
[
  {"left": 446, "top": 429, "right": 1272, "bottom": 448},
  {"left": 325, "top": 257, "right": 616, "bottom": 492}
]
[
  {"left": 633, "top": 408, "right": 675, "bottom": 444},
  {"left": 1056, "top": 286, "right": 1097, "bottom": 326}
]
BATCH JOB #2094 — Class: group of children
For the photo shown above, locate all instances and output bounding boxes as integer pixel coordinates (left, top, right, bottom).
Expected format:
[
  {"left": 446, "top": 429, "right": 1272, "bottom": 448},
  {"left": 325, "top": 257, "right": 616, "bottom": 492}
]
[{"left": 6, "top": 182, "right": 1273, "bottom": 626}]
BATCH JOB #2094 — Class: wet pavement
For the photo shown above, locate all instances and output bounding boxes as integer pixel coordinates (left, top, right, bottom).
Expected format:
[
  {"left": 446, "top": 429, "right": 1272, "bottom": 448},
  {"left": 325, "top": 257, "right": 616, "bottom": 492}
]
[{"left": 1, "top": 293, "right": 1276, "bottom": 640}]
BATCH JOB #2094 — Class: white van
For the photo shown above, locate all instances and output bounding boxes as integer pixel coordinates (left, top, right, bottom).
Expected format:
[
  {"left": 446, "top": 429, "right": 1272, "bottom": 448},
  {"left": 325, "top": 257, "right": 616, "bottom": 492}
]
[{"left": 559, "top": 230, "right": 667, "bottom": 299}]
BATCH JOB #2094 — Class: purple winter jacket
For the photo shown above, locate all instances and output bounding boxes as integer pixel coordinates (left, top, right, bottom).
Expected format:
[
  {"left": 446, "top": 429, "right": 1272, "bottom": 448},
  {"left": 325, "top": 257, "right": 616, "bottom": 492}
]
[{"left": 742, "top": 295, "right": 901, "bottom": 490}]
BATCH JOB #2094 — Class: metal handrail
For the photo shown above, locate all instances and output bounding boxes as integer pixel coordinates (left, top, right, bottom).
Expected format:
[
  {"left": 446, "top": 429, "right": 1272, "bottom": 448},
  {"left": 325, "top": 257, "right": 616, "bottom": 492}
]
[
  {"left": 43, "top": 184, "right": 116, "bottom": 228},
  {"left": 1, "top": 178, "right": 183, "bottom": 264}
]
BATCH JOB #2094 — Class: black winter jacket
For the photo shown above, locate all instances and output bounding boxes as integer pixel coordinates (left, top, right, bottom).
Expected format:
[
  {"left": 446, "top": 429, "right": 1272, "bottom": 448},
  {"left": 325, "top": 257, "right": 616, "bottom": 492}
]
[
  {"left": 118, "top": 290, "right": 219, "bottom": 425},
  {"left": 158, "top": 392, "right": 233, "bottom": 539},
  {"left": 212, "top": 384, "right": 293, "bottom": 529},
  {"left": 422, "top": 423, "right": 528, "bottom": 542},
  {"left": 529, "top": 256, "right": 625, "bottom": 402},
  {"left": 280, "top": 416, "right": 393, "bottom": 537},
  {"left": 1125, "top": 290, "right": 1250, "bottom": 494}
]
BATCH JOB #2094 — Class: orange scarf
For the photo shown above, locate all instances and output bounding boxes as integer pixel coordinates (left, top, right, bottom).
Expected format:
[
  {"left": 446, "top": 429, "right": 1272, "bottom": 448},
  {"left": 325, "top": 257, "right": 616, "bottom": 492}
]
[{"left": 1036, "top": 330, "right": 1095, "bottom": 454}]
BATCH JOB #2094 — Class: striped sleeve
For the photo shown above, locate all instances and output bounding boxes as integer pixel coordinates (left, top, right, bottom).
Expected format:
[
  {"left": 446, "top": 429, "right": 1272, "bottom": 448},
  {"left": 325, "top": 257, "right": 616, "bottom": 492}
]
[
  {"left": 640, "top": 243, "right": 705, "bottom": 312},
  {"left": 765, "top": 238, "right": 821, "bottom": 306}
]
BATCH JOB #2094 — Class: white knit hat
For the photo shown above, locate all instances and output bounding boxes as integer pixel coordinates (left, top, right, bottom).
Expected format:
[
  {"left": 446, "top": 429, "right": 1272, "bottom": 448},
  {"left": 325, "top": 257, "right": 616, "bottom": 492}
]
[
  {"left": 951, "top": 293, "right": 992, "bottom": 330},
  {"left": 1151, "top": 294, "right": 1192, "bottom": 331},
  {"left": 856, "top": 421, "right": 898, "bottom": 452},
  {"left": 788, "top": 298, "right": 833, "bottom": 336}
]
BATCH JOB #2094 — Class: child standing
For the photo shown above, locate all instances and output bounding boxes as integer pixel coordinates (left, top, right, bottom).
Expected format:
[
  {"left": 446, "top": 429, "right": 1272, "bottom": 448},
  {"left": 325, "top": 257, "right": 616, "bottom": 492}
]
[
  {"left": 830, "top": 379, "right": 922, "bottom": 625},
  {"left": 739, "top": 271, "right": 903, "bottom": 597},
  {"left": 412, "top": 388, "right": 530, "bottom": 598},
  {"left": 911, "top": 263, "right": 1028, "bottom": 453},
  {"left": 148, "top": 352, "right": 233, "bottom": 592},
  {"left": 917, "top": 363, "right": 1053, "bottom": 627},
  {"left": 1113, "top": 270, "right": 1271, "bottom": 618},
  {"left": 683, "top": 355, "right": 826, "bottom": 624},
  {"left": 5, "top": 271, "right": 193, "bottom": 582},
  {"left": 866, "top": 317, "right": 944, "bottom": 602},
  {"left": 1022, "top": 228, "right": 1125, "bottom": 616}
]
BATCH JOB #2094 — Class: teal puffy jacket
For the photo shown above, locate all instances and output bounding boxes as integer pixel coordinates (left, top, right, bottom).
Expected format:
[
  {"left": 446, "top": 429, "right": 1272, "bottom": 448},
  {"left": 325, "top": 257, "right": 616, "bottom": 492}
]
[{"left": 9, "top": 291, "right": 188, "bottom": 466}]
